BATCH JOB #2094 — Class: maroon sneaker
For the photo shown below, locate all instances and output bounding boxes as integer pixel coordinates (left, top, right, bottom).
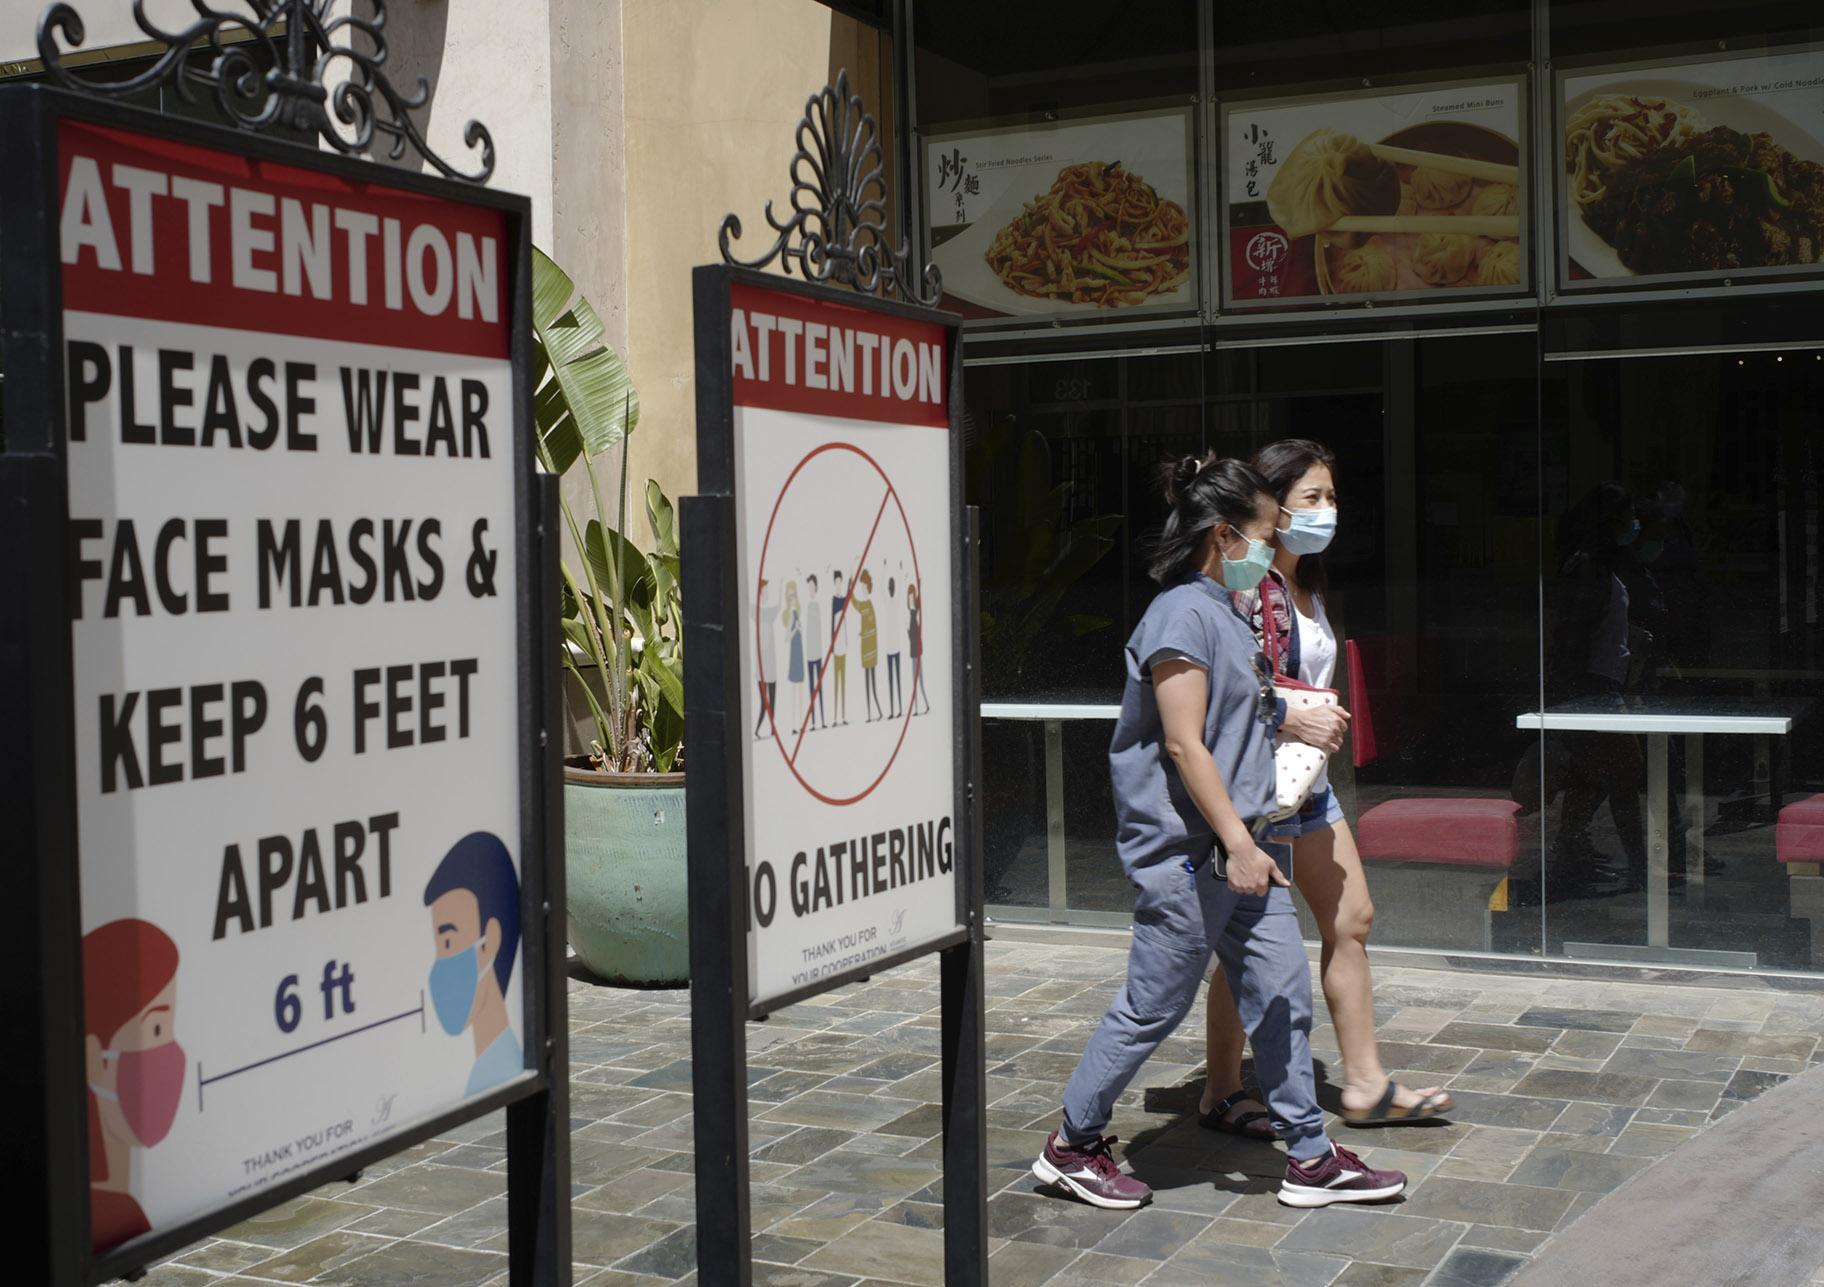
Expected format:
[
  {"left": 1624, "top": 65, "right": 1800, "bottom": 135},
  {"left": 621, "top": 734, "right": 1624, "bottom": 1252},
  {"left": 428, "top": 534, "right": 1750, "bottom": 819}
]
[
  {"left": 1031, "top": 1131, "right": 1151, "bottom": 1209},
  {"left": 1279, "top": 1143, "right": 1406, "bottom": 1207}
]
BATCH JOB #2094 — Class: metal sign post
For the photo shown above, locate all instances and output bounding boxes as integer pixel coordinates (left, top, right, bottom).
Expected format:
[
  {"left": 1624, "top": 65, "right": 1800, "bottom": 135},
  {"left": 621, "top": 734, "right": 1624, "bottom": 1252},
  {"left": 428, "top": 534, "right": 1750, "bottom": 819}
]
[
  {"left": 1, "top": 8, "right": 567, "bottom": 1279},
  {"left": 684, "top": 72, "right": 985, "bottom": 1287}
]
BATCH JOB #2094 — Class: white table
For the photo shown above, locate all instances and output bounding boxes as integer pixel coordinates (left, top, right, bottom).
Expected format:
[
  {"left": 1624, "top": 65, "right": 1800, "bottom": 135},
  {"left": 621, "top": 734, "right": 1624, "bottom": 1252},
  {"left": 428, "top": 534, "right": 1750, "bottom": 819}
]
[
  {"left": 1515, "top": 699, "right": 1797, "bottom": 961},
  {"left": 981, "top": 701, "right": 1120, "bottom": 921}
]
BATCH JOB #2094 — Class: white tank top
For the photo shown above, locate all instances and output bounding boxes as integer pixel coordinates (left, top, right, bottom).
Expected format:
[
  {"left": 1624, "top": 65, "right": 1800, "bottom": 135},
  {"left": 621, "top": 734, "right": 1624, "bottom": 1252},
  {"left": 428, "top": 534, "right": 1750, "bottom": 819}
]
[{"left": 1296, "top": 594, "right": 1337, "bottom": 793}]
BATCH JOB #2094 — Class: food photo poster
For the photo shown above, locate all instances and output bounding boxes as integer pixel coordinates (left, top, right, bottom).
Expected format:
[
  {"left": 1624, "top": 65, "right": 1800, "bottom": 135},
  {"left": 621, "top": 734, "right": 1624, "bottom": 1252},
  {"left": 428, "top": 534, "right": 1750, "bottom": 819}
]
[
  {"left": 1220, "top": 80, "right": 1528, "bottom": 308},
  {"left": 921, "top": 108, "right": 1196, "bottom": 323},
  {"left": 1559, "top": 45, "right": 1824, "bottom": 290}
]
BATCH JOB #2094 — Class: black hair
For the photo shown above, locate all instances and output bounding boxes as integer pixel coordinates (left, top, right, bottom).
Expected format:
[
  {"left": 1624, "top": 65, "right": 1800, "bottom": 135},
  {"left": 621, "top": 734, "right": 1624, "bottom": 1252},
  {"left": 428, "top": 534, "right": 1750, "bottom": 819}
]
[
  {"left": 834, "top": 570, "right": 844, "bottom": 583},
  {"left": 1557, "top": 481, "right": 1635, "bottom": 572},
  {"left": 1145, "top": 453, "right": 1275, "bottom": 586},
  {"left": 1251, "top": 438, "right": 1337, "bottom": 599},
  {"left": 424, "top": 831, "right": 521, "bottom": 995},
  {"left": 807, "top": 574, "right": 819, "bottom": 590}
]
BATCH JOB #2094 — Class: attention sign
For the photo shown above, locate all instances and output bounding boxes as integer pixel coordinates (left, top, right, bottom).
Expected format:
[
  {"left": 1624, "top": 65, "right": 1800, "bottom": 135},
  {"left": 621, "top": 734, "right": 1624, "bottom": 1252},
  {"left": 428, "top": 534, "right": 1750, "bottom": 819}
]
[
  {"left": 682, "top": 82, "right": 985, "bottom": 1287},
  {"left": 720, "top": 279, "right": 961, "bottom": 1008},
  {"left": 49, "top": 115, "right": 531, "bottom": 1256}
]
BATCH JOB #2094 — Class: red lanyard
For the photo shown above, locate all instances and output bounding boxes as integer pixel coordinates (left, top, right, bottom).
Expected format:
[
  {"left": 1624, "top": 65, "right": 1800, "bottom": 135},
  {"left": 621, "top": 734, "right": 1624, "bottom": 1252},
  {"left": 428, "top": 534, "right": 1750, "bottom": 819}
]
[{"left": 1259, "top": 578, "right": 1289, "bottom": 678}]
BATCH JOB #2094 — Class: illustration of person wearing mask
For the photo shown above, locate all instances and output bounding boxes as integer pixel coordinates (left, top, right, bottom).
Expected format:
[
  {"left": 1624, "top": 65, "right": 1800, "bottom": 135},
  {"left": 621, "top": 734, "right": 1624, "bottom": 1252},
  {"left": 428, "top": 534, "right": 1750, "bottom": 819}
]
[
  {"left": 755, "top": 576, "right": 780, "bottom": 739},
  {"left": 830, "top": 570, "right": 851, "bottom": 725},
  {"left": 84, "top": 918, "right": 185, "bottom": 1253},
  {"left": 856, "top": 570, "right": 882, "bottom": 721},
  {"left": 883, "top": 575, "right": 904, "bottom": 719},
  {"left": 424, "top": 832, "right": 523, "bottom": 1097}
]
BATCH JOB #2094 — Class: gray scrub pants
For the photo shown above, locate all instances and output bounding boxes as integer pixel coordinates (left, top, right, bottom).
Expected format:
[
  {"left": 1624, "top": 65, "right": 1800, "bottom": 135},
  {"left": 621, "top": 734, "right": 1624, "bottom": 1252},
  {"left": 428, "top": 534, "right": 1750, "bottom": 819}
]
[{"left": 1059, "top": 842, "right": 1331, "bottom": 1161}]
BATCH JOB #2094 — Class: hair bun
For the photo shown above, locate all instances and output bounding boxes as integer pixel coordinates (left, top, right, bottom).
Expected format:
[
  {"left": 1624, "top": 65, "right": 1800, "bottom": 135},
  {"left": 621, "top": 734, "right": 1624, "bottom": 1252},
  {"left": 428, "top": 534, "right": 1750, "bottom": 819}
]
[{"left": 1162, "top": 453, "right": 1206, "bottom": 506}]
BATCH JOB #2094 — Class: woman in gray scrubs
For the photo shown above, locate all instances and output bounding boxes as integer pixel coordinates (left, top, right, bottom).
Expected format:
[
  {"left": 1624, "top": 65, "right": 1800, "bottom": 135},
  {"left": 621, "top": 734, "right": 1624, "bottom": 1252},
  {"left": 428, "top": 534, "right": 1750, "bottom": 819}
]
[{"left": 1031, "top": 455, "right": 1406, "bottom": 1212}]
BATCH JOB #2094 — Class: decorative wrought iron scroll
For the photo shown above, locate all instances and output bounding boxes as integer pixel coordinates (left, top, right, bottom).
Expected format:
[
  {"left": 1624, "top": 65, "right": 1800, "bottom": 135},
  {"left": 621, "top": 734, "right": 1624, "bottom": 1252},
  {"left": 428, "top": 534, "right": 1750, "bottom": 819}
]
[
  {"left": 36, "top": 0, "right": 494, "bottom": 184},
  {"left": 720, "top": 69, "right": 940, "bottom": 307}
]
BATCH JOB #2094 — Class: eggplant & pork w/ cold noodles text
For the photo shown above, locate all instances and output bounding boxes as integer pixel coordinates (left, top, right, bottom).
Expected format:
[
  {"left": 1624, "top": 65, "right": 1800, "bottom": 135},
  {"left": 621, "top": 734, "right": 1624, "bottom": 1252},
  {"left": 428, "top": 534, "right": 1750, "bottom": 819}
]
[
  {"left": 1582, "top": 125, "right": 1824, "bottom": 275},
  {"left": 984, "top": 161, "right": 1191, "bottom": 307}
]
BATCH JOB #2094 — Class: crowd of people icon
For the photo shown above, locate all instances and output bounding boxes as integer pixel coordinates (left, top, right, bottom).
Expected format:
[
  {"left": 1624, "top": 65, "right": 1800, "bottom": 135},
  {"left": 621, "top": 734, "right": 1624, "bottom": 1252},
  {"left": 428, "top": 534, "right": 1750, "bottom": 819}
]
[{"left": 755, "top": 562, "right": 929, "bottom": 740}]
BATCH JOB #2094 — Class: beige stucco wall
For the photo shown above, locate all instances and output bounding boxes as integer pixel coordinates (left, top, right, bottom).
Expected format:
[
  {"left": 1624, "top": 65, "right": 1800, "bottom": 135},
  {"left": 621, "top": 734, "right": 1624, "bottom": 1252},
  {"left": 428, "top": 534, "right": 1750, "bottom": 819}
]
[
  {"left": 340, "top": 0, "right": 895, "bottom": 537},
  {"left": 341, "top": 0, "right": 557, "bottom": 248},
  {"left": 549, "top": 0, "right": 629, "bottom": 358},
  {"left": 618, "top": 0, "right": 894, "bottom": 510}
]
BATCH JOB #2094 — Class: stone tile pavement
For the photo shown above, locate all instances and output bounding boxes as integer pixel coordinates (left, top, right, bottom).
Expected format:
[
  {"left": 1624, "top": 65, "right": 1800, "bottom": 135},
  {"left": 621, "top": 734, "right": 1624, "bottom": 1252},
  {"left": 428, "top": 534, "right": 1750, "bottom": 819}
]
[{"left": 140, "top": 932, "right": 1824, "bottom": 1287}]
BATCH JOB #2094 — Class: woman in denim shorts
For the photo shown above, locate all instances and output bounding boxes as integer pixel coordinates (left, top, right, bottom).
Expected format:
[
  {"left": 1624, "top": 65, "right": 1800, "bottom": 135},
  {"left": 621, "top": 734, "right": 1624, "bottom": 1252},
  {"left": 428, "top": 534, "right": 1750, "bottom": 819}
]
[{"left": 1198, "top": 440, "right": 1455, "bottom": 1134}]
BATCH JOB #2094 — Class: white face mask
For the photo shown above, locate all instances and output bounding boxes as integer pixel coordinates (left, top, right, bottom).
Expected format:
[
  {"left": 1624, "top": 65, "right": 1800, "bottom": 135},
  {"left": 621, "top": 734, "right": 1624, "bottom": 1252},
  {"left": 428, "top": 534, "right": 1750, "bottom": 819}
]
[
  {"left": 1220, "top": 530, "right": 1276, "bottom": 592},
  {"left": 1278, "top": 505, "right": 1337, "bottom": 555}
]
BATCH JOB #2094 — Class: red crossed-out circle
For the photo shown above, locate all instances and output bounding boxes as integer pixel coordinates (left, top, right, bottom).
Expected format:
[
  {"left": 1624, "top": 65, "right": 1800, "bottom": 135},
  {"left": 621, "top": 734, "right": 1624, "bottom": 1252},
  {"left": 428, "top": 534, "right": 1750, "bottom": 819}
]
[{"left": 754, "top": 441, "right": 922, "bottom": 806}]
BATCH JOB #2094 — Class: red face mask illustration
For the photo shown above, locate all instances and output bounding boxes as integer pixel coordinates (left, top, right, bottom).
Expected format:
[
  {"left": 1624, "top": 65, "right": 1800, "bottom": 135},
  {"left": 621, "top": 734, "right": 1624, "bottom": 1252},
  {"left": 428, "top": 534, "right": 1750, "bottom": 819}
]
[
  {"left": 96, "top": 1041, "right": 187, "bottom": 1147},
  {"left": 83, "top": 917, "right": 183, "bottom": 1254}
]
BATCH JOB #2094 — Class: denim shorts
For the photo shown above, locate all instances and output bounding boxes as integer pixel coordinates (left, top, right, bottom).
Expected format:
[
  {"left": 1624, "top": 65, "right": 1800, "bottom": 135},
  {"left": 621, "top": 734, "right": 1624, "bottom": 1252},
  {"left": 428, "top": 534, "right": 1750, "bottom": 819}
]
[{"left": 1269, "top": 787, "right": 1344, "bottom": 841}]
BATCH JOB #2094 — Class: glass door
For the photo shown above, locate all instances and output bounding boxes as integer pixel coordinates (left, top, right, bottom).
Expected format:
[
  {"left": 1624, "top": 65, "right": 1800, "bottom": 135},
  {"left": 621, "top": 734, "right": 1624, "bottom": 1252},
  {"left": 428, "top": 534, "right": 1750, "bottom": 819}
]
[{"left": 1538, "top": 332, "right": 1824, "bottom": 969}]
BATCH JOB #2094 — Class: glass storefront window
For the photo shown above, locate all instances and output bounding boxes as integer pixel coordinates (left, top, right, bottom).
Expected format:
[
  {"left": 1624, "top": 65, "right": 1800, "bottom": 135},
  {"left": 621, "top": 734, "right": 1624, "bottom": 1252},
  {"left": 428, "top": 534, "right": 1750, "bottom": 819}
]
[
  {"left": 913, "top": 0, "right": 1824, "bottom": 977},
  {"left": 1538, "top": 333, "right": 1824, "bottom": 969}
]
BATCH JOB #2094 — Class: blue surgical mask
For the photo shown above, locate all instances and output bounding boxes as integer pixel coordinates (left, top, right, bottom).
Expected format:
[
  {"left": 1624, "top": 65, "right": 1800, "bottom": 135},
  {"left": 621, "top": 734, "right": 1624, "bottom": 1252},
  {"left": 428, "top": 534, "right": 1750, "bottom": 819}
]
[
  {"left": 1279, "top": 506, "right": 1337, "bottom": 555},
  {"left": 429, "top": 941, "right": 482, "bottom": 1035},
  {"left": 1220, "top": 532, "right": 1276, "bottom": 592},
  {"left": 1615, "top": 518, "right": 1641, "bottom": 546}
]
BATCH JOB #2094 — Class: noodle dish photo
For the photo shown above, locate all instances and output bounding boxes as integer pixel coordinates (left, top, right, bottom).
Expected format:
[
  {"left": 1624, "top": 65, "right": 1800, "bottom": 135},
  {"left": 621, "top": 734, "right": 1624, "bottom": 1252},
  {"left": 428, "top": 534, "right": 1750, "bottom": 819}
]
[
  {"left": 924, "top": 109, "right": 1197, "bottom": 320},
  {"left": 1562, "top": 62, "right": 1824, "bottom": 283}
]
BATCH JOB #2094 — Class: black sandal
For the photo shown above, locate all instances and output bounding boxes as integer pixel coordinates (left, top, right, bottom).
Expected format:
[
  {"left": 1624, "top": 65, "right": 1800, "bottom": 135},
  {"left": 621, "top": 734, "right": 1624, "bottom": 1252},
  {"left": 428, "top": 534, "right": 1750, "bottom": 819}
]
[
  {"left": 1342, "top": 1080, "right": 1453, "bottom": 1127},
  {"left": 1199, "top": 1090, "right": 1279, "bottom": 1140}
]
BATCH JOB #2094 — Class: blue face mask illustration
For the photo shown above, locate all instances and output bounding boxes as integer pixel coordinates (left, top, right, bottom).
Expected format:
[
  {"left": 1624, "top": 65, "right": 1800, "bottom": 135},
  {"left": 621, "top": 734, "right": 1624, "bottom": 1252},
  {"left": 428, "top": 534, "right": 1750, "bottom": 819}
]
[
  {"left": 1221, "top": 532, "right": 1276, "bottom": 592},
  {"left": 1279, "top": 506, "right": 1337, "bottom": 555},
  {"left": 429, "top": 940, "right": 482, "bottom": 1035}
]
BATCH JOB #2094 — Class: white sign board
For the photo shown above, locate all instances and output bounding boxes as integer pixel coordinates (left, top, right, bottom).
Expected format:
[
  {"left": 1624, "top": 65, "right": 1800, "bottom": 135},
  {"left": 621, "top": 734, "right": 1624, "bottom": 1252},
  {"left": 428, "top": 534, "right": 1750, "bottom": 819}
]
[
  {"left": 1220, "top": 79, "right": 1527, "bottom": 307},
  {"left": 922, "top": 107, "right": 1196, "bottom": 322},
  {"left": 1559, "top": 44, "right": 1824, "bottom": 290},
  {"left": 726, "top": 279, "right": 959, "bottom": 1008},
  {"left": 54, "top": 117, "right": 527, "bottom": 1255}
]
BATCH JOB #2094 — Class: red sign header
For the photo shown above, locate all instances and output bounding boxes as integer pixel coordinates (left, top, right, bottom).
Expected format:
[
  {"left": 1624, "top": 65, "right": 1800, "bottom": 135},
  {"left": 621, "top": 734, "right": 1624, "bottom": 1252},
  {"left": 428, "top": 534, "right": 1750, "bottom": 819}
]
[
  {"left": 57, "top": 120, "right": 509, "bottom": 360},
  {"left": 731, "top": 282, "right": 948, "bottom": 428}
]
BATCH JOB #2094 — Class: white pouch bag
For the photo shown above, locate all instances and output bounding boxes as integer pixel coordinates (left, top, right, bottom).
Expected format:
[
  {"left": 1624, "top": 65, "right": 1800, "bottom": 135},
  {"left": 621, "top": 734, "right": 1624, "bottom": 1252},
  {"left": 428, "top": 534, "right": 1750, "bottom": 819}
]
[
  {"left": 1254, "top": 582, "right": 1337, "bottom": 823},
  {"left": 1269, "top": 674, "right": 1337, "bottom": 822}
]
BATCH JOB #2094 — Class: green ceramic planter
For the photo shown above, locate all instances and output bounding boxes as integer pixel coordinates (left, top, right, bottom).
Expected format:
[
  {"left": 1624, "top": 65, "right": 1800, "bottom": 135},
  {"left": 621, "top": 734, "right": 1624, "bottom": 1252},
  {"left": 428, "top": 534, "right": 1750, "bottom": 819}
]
[{"left": 563, "top": 766, "right": 688, "bottom": 986}]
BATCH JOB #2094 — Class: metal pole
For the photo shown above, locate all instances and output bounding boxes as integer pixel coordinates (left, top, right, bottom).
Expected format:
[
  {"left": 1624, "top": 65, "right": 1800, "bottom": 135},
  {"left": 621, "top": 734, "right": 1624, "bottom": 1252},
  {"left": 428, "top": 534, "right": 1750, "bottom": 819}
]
[
  {"left": 684, "top": 494, "right": 753, "bottom": 1287},
  {"left": 942, "top": 506, "right": 988, "bottom": 1287},
  {"left": 0, "top": 454, "right": 89, "bottom": 1286},
  {"left": 1646, "top": 733, "right": 1670, "bottom": 950},
  {"left": 1686, "top": 734, "right": 1705, "bottom": 896},
  {"left": 1045, "top": 719, "right": 1068, "bottom": 921},
  {"left": 508, "top": 475, "right": 573, "bottom": 1287}
]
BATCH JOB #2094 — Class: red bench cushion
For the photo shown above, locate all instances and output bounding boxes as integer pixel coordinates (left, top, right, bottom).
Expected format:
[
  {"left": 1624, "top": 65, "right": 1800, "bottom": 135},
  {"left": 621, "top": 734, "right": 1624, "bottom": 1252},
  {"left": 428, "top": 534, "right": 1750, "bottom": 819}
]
[
  {"left": 1357, "top": 798, "right": 1520, "bottom": 869},
  {"left": 1777, "top": 795, "right": 1824, "bottom": 864}
]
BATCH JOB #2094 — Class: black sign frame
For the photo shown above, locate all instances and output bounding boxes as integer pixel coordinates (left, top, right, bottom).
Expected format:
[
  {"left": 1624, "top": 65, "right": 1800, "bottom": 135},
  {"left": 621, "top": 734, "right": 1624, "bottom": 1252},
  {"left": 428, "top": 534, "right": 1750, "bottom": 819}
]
[
  {"left": 684, "top": 261, "right": 987, "bottom": 1287},
  {"left": 0, "top": 85, "right": 569, "bottom": 1287}
]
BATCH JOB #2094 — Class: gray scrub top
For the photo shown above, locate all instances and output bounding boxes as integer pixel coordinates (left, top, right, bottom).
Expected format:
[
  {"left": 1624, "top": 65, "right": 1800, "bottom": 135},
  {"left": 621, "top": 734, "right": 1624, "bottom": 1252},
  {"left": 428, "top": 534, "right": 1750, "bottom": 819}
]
[{"left": 1108, "top": 574, "right": 1284, "bottom": 874}]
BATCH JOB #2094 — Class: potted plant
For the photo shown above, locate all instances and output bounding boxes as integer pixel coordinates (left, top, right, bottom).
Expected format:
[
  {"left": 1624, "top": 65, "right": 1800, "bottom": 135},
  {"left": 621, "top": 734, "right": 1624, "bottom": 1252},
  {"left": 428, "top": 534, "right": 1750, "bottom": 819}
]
[{"left": 532, "top": 248, "right": 688, "bottom": 986}]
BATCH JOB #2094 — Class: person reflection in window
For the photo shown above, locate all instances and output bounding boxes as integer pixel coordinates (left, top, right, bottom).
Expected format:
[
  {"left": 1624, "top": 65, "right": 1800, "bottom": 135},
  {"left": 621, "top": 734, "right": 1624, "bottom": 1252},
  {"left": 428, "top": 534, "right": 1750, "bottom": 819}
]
[
  {"left": 1646, "top": 481, "right": 1709, "bottom": 673},
  {"left": 1621, "top": 495, "right": 1716, "bottom": 879},
  {"left": 1547, "top": 483, "right": 1649, "bottom": 897}
]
